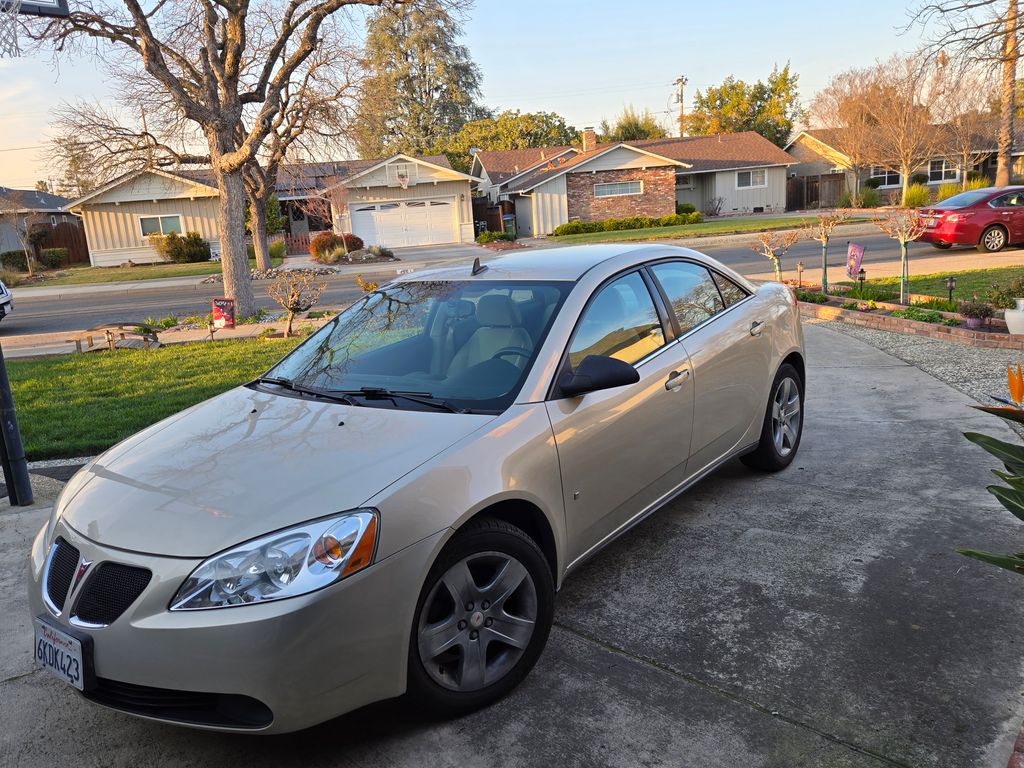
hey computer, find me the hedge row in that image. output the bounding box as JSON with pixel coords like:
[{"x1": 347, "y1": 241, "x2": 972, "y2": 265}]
[
  {"x1": 0, "y1": 248, "x2": 69, "y2": 271},
  {"x1": 552, "y1": 211, "x2": 703, "y2": 237}
]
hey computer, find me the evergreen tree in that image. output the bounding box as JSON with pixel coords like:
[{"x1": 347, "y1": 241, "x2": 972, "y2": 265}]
[
  {"x1": 353, "y1": 1, "x2": 488, "y2": 158},
  {"x1": 687, "y1": 64, "x2": 803, "y2": 146},
  {"x1": 598, "y1": 106, "x2": 667, "y2": 142}
]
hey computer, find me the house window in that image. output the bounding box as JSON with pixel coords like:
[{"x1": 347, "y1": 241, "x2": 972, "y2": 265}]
[
  {"x1": 736, "y1": 169, "x2": 767, "y2": 189},
  {"x1": 928, "y1": 159, "x2": 958, "y2": 182},
  {"x1": 676, "y1": 173, "x2": 694, "y2": 189},
  {"x1": 870, "y1": 167, "x2": 901, "y2": 187},
  {"x1": 594, "y1": 181, "x2": 643, "y2": 198},
  {"x1": 139, "y1": 215, "x2": 183, "y2": 237}
]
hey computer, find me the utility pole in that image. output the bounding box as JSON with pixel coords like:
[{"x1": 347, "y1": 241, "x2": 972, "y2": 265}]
[{"x1": 674, "y1": 75, "x2": 689, "y2": 137}]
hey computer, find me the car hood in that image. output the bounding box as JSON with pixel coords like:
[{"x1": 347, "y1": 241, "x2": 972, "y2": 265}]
[{"x1": 58, "y1": 386, "x2": 495, "y2": 557}]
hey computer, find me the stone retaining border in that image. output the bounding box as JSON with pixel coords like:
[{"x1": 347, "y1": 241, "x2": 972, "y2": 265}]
[{"x1": 799, "y1": 302, "x2": 1024, "y2": 350}]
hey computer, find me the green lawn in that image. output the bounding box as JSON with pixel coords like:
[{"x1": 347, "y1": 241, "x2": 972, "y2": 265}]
[
  {"x1": 838, "y1": 264, "x2": 1024, "y2": 299},
  {"x1": 26, "y1": 257, "x2": 284, "y2": 287},
  {"x1": 9, "y1": 338, "x2": 302, "y2": 459},
  {"x1": 548, "y1": 216, "x2": 868, "y2": 245}
]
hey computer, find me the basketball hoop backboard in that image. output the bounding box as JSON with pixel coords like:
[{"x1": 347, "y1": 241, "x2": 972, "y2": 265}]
[{"x1": 1, "y1": 0, "x2": 68, "y2": 58}]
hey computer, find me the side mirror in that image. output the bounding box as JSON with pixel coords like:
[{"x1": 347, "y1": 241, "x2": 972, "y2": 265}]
[{"x1": 559, "y1": 355, "x2": 639, "y2": 398}]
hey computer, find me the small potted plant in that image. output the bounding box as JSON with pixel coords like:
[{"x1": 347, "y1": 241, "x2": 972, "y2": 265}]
[{"x1": 959, "y1": 296, "x2": 995, "y2": 329}]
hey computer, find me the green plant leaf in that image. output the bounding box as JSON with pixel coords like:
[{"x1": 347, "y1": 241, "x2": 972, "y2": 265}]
[
  {"x1": 992, "y1": 469, "x2": 1024, "y2": 492},
  {"x1": 957, "y1": 548, "x2": 1024, "y2": 575},
  {"x1": 964, "y1": 432, "x2": 1024, "y2": 474},
  {"x1": 987, "y1": 485, "x2": 1024, "y2": 522},
  {"x1": 973, "y1": 405, "x2": 1024, "y2": 425}
]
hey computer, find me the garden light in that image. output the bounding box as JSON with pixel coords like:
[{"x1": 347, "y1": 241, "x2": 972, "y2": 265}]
[
  {"x1": 946, "y1": 275, "x2": 957, "y2": 304},
  {"x1": 858, "y1": 268, "x2": 866, "y2": 293}
]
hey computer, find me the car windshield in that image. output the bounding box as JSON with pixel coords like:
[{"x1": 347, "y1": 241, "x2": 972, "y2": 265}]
[
  {"x1": 938, "y1": 190, "x2": 992, "y2": 208},
  {"x1": 262, "y1": 279, "x2": 571, "y2": 413}
]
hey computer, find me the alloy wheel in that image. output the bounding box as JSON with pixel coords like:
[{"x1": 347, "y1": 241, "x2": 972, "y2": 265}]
[
  {"x1": 771, "y1": 376, "x2": 801, "y2": 457},
  {"x1": 984, "y1": 228, "x2": 1006, "y2": 251},
  {"x1": 417, "y1": 551, "x2": 538, "y2": 692}
]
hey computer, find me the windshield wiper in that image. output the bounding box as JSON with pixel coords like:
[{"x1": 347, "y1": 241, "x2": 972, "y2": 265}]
[
  {"x1": 255, "y1": 376, "x2": 360, "y2": 407},
  {"x1": 353, "y1": 387, "x2": 468, "y2": 414}
]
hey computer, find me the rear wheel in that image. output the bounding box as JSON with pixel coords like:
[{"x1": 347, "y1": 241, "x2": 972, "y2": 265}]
[
  {"x1": 408, "y1": 517, "x2": 554, "y2": 716},
  {"x1": 978, "y1": 225, "x2": 1008, "y2": 253},
  {"x1": 741, "y1": 363, "x2": 804, "y2": 472},
  {"x1": 931, "y1": 242, "x2": 953, "y2": 250}
]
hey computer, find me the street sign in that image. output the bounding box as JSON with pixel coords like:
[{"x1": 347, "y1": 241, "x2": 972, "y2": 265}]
[
  {"x1": 847, "y1": 243, "x2": 865, "y2": 279},
  {"x1": 212, "y1": 298, "x2": 236, "y2": 329}
]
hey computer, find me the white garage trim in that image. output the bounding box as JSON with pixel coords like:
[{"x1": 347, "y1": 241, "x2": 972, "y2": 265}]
[{"x1": 350, "y1": 195, "x2": 458, "y2": 248}]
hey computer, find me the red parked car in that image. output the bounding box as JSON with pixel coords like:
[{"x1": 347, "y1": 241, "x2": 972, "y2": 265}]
[{"x1": 918, "y1": 186, "x2": 1024, "y2": 253}]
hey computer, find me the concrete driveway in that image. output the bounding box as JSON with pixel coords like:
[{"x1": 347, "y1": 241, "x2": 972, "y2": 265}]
[{"x1": 3, "y1": 324, "x2": 1024, "y2": 767}]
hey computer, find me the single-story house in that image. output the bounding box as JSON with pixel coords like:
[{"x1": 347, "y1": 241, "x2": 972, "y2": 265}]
[
  {"x1": 783, "y1": 125, "x2": 1022, "y2": 196},
  {"x1": 0, "y1": 187, "x2": 74, "y2": 252},
  {"x1": 470, "y1": 130, "x2": 796, "y2": 237},
  {"x1": 67, "y1": 153, "x2": 479, "y2": 266}
]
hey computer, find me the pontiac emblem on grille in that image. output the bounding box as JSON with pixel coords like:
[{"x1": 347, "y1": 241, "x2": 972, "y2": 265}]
[{"x1": 71, "y1": 557, "x2": 93, "y2": 593}]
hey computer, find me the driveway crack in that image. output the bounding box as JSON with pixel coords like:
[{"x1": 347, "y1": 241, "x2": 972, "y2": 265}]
[{"x1": 552, "y1": 620, "x2": 914, "y2": 768}]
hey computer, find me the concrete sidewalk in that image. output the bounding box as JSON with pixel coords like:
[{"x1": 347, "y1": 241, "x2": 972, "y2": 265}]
[{"x1": 2, "y1": 323, "x2": 1023, "y2": 766}]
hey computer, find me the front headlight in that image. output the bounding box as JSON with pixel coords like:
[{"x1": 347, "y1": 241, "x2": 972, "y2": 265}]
[{"x1": 170, "y1": 510, "x2": 379, "y2": 611}]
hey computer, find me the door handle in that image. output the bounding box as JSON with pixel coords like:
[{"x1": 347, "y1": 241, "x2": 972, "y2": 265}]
[
  {"x1": 749, "y1": 320, "x2": 766, "y2": 337},
  {"x1": 665, "y1": 369, "x2": 690, "y2": 391}
]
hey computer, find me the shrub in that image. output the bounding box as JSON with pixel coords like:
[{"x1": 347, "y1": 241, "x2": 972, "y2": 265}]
[
  {"x1": 309, "y1": 232, "x2": 363, "y2": 261},
  {"x1": 685, "y1": 211, "x2": 703, "y2": 224},
  {"x1": 837, "y1": 191, "x2": 852, "y2": 208},
  {"x1": 987, "y1": 277, "x2": 1024, "y2": 309},
  {"x1": 936, "y1": 182, "x2": 961, "y2": 203},
  {"x1": 37, "y1": 248, "x2": 67, "y2": 269},
  {"x1": 911, "y1": 172, "x2": 929, "y2": 186},
  {"x1": 367, "y1": 245, "x2": 394, "y2": 259},
  {"x1": 795, "y1": 289, "x2": 827, "y2": 304},
  {"x1": 863, "y1": 177, "x2": 882, "y2": 189},
  {"x1": 860, "y1": 188, "x2": 881, "y2": 208},
  {"x1": 477, "y1": 230, "x2": 516, "y2": 241},
  {"x1": 890, "y1": 306, "x2": 946, "y2": 323},
  {"x1": 964, "y1": 177, "x2": 990, "y2": 192},
  {"x1": 959, "y1": 298, "x2": 995, "y2": 319},
  {"x1": 967, "y1": 170, "x2": 989, "y2": 183},
  {"x1": 676, "y1": 202, "x2": 696, "y2": 214},
  {"x1": 704, "y1": 196, "x2": 725, "y2": 216},
  {"x1": 0, "y1": 269, "x2": 23, "y2": 287},
  {"x1": 247, "y1": 239, "x2": 287, "y2": 262},
  {"x1": 0, "y1": 250, "x2": 27, "y2": 271},
  {"x1": 913, "y1": 297, "x2": 958, "y2": 312},
  {"x1": 150, "y1": 232, "x2": 211, "y2": 263},
  {"x1": 552, "y1": 221, "x2": 584, "y2": 236},
  {"x1": 903, "y1": 183, "x2": 932, "y2": 208},
  {"x1": 658, "y1": 214, "x2": 684, "y2": 227}
]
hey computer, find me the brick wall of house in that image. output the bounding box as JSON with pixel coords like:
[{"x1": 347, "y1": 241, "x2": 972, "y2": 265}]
[{"x1": 565, "y1": 167, "x2": 676, "y2": 222}]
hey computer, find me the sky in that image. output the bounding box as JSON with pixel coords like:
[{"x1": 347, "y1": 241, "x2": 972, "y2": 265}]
[{"x1": 0, "y1": 0, "x2": 925, "y2": 190}]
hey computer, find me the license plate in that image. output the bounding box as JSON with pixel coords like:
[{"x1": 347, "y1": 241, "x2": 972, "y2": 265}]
[{"x1": 33, "y1": 618, "x2": 89, "y2": 691}]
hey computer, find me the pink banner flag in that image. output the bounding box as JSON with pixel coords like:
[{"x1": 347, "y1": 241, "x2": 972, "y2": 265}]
[{"x1": 847, "y1": 242, "x2": 865, "y2": 279}]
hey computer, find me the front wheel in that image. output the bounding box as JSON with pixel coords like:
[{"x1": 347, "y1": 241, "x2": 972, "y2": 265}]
[
  {"x1": 978, "y1": 225, "x2": 1008, "y2": 253},
  {"x1": 407, "y1": 517, "x2": 554, "y2": 716},
  {"x1": 741, "y1": 363, "x2": 804, "y2": 472}
]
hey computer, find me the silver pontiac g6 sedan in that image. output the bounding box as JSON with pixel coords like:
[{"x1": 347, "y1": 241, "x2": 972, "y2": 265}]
[{"x1": 28, "y1": 244, "x2": 805, "y2": 733}]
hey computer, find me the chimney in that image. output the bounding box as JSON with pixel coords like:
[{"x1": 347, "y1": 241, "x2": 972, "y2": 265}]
[{"x1": 582, "y1": 127, "x2": 597, "y2": 153}]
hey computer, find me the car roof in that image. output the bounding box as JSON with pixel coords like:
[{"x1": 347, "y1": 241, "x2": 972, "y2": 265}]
[{"x1": 402, "y1": 243, "x2": 704, "y2": 282}]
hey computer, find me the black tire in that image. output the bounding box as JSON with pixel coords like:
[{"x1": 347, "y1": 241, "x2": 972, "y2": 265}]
[
  {"x1": 931, "y1": 242, "x2": 953, "y2": 250},
  {"x1": 741, "y1": 363, "x2": 804, "y2": 472},
  {"x1": 978, "y1": 225, "x2": 1008, "y2": 253},
  {"x1": 407, "y1": 517, "x2": 554, "y2": 717}
]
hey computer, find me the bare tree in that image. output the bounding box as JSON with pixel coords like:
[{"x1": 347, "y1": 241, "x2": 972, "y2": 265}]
[
  {"x1": 0, "y1": 195, "x2": 43, "y2": 277},
  {"x1": 874, "y1": 209, "x2": 928, "y2": 304},
  {"x1": 751, "y1": 229, "x2": 801, "y2": 282},
  {"x1": 31, "y1": 0, "x2": 404, "y2": 317},
  {"x1": 804, "y1": 210, "x2": 851, "y2": 295},
  {"x1": 910, "y1": 0, "x2": 1019, "y2": 185},
  {"x1": 268, "y1": 270, "x2": 327, "y2": 336},
  {"x1": 810, "y1": 69, "x2": 878, "y2": 203},
  {"x1": 933, "y1": 61, "x2": 997, "y2": 188}
]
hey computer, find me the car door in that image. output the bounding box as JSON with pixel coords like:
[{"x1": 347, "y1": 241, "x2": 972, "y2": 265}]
[
  {"x1": 647, "y1": 261, "x2": 771, "y2": 473},
  {"x1": 546, "y1": 270, "x2": 694, "y2": 567},
  {"x1": 990, "y1": 193, "x2": 1024, "y2": 243}
]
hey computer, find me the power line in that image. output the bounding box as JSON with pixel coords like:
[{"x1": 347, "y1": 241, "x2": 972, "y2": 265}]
[{"x1": 0, "y1": 145, "x2": 47, "y2": 152}]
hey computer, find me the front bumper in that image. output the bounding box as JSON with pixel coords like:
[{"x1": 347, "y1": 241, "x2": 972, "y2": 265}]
[{"x1": 27, "y1": 519, "x2": 447, "y2": 734}]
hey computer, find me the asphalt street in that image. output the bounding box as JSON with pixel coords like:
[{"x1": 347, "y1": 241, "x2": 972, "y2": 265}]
[{"x1": 0, "y1": 232, "x2": 1005, "y2": 337}]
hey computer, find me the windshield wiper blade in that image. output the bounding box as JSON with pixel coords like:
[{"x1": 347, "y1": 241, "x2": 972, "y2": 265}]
[
  {"x1": 355, "y1": 387, "x2": 468, "y2": 414},
  {"x1": 255, "y1": 376, "x2": 360, "y2": 406}
]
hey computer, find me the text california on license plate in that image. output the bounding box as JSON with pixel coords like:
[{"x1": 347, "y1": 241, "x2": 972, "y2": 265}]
[{"x1": 33, "y1": 617, "x2": 90, "y2": 691}]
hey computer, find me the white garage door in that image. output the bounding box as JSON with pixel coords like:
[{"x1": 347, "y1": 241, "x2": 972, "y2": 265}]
[{"x1": 350, "y1": 198, "x2": 457, "y2": 248}]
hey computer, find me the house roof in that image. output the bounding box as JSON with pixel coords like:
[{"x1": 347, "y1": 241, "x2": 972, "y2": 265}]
[
  {"x1": 499, "y1": 132, "x2": 794, "y2": 193},
  {"x1": 68, "y1": 154, "x2": 463, "y2": 208},
  {"x1": 473, "y1": 146, "x2": 575, "y2": 184},
  {"x1": 0, "y1": 187, "x2": 71, "y2": 212},
  {"x1": 506, "y1": 142, "x2": 693, "y2": 193}
]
